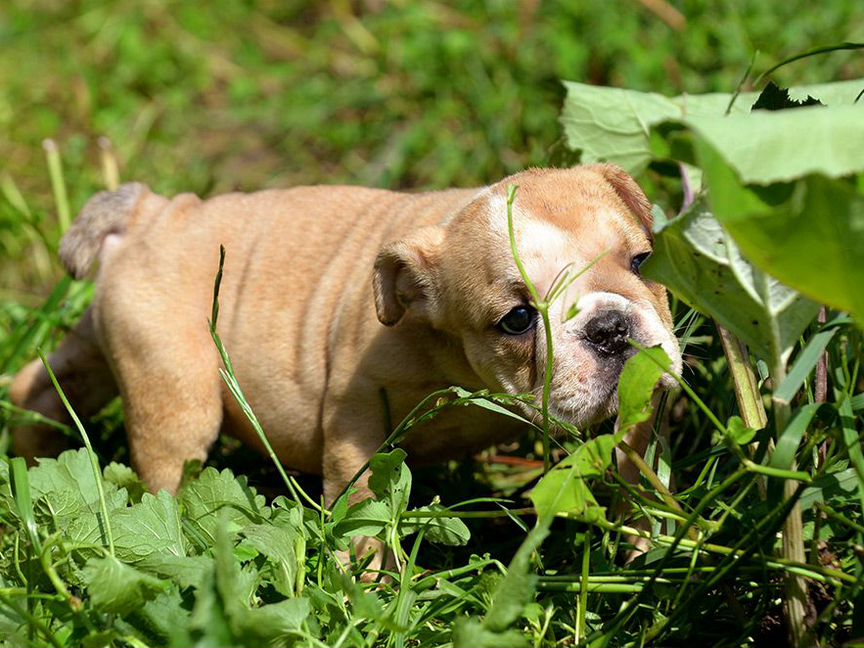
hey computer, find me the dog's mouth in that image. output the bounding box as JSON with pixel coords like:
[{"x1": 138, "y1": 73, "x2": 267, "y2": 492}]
[{"x1": 541, "y1": 337, "x2": 680, "y2": 430}]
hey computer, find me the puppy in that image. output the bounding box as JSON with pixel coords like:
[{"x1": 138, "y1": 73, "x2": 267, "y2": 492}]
[{"x1": 11, "y1": 165, "x2": 680, "y2": 530}]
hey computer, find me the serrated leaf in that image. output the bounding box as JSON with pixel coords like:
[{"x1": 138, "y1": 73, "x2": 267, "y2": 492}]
[
  {"x1": 232, "y1": 598, "x2": 312, "y2": 645},
  {"x1": 113, "y1": 490, "x2": 186, "y2": 565},
  {"x1": 240, "y1": 523, "x2": 304, "y2": 597},
  {"x1": 644, "y1": 200, "x2": 820, "y2": 364},
  {"x1": 138, "y1": 554, "x2": 213, "y2": 590},
  {"x1": 129, "y1": 588, "x2": 189, "y2": 646},
  {"x1": 82, "y1": 555, "x2": 168, "y2": 615},
  {"x1": 179, "y1": 467, "x2": 267, "y2": 543},
  {"x1": 182, "y1": 556, "x2": 234, "y2": 648},
  {"x1": 103, "y1": 462, "x2": 147, "y2": 503},
  {"x1": 368, "y1": 449, "x2": 411, "y2": 517},
  {"x1": 751, "y1": 81, "x2": 824, "y2": 111},
  {"x1": 28, "y1": 449, "x2": 128, "y2": 548}
]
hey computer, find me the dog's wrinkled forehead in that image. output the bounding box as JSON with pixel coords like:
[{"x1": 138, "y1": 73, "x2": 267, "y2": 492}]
[
  {"x1": 446, "y1": 168, "x2": 651, "y2": 282},
  {"x1": 492, "y1": 167, "x2": 651, "y2": 243}
]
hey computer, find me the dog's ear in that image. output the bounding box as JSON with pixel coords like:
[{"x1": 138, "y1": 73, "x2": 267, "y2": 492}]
[
  {"x1": 373, "y1": 226, "x2": 445, "y2": 326},
  {"x1": 591, "y1": 164, "x2": 654, "y2": 239}
]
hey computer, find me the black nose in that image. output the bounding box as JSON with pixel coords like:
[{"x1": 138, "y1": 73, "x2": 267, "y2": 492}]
[{"x1": 584, "y1": 310, "x2": 631, "y2": 356}]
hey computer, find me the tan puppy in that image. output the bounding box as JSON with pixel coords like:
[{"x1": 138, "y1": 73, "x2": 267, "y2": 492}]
[{"x1": 11, "y1": 165, "x2": 681, "y2": 516}]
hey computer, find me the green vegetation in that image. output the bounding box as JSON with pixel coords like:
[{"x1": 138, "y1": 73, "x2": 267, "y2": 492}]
[{"x1": 2, "y1": 2, "x2": 864, "y2": 647}]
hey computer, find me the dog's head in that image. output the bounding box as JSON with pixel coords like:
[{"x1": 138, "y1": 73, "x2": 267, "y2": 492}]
[{"x1": 373, "y1": 165, "x2": 681, "y2": 428}]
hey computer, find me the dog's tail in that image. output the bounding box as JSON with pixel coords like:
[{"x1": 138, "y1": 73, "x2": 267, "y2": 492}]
[{"x1": 59, "y1": 182, "x2": 146, "y2": 279}]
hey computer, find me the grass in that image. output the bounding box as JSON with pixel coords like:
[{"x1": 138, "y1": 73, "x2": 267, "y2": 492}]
[{"x1": 1, "y1": 1, "x2": 864, "y2": 647}]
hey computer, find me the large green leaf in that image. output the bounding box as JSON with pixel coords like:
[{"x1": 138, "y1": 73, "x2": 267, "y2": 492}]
[
  {"x1": 694, "y1": 138, "x2": 864, "y2": 325},
  {"x1": 644, "y1": 199, "x2": 820, "y2": 364},
  {"x1": 560, "y1": 78, "x2": 864, "y2": 174},
  {"x1": 399, "y1": 503, "x2": 471, "y2": 546},
  {"x1": 687, "y1": 105, "x2": 864, "y2": 183}
]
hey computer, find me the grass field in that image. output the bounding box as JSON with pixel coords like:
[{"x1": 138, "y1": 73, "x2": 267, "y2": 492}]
[{"x1": 1, "y1": 2, "x2": 864, "y2": 647}]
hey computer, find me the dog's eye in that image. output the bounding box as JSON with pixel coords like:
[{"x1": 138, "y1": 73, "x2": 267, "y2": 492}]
[
  {"x1": 631, "y1": 252, "x2": 651, "y2": 275},
  {"x1": 497, "y1": 306, "x2": 537, "y2": 335}
]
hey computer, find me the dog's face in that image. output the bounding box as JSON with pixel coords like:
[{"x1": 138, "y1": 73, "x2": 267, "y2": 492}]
[{"x1": 373, "y1": 165, "x2": 681, "y2": 428}]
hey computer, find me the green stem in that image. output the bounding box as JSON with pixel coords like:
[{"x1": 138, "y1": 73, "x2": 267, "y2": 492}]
[
  {"x1": 716, "y1": 324, "x2": 767, "y2": 430},
  {"x1": 208, "y1": 246, "x2": 321, "y2": 512},
  {"x1": 774, "y1": 357, "x2": 809, "y2": 647},
  {"x1": 618, "y1": 440, "x2": 697, "y2": 538},
  {"x1": 37, "y1": 350, "x2": 114, "y2": 555},
  {"x1": 576, "y1": 528, "x2": 590, "y2": 643},
  {"x1": 506, "y1": 185, "x2": 554, "y2": 472}
]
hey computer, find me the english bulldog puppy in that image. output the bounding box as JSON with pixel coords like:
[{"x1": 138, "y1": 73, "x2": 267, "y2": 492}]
[{"x1": 11, "y1": 165, "x2": 680, "y2": 560}]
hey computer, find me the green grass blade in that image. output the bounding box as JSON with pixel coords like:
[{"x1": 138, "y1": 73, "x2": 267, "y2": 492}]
[
  {"x1": 775, "y1": 328, "x2": 837, "y2": 404},
  {"x1": 8, "y1": 457, "x2": 41, "y2": 553}
]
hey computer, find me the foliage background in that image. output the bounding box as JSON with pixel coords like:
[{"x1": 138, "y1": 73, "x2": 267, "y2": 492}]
[{"x1": 3, "y1": 0, "x2": 864, "y2": 298}]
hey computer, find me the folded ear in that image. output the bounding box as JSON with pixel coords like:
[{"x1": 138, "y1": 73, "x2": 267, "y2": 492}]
[
  {"x1": 589, "y1": 164, "x2": 654, "y2": 239},
  {"x1": 373, "y1": 226, "x2": 445, "y2": 326}
]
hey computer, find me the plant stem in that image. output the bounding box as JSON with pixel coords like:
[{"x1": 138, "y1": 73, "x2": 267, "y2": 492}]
[
  {"x1": 773, "y1": 358, "x2": 809, "y2": 647},
  {"x1": 37, "y1": 350, "x2": 115, "y2": 556},
  {"x1": 576, "y1": 528, "x2": 590, "y2": 643},
  {"x1": 716, "y1": 324, "x2": 767, "y2": 430},
  {"x1": 617, "y1": 440, "x2": 698, "y2": 541},
  {"x1": 506, "y1": 185, "x2": 553, "y2": 472}
]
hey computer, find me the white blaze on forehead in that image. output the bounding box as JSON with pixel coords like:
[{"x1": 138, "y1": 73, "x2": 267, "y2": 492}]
[{"x1": 484, "y1": 193, "x2": 573, "y2": 295}]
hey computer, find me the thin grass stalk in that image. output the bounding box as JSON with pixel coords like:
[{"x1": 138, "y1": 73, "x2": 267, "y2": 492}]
[
  {"x1": 208, "y1": 246, "x2": 319, "y2": 511},
  {"x1": 98, "y1": 137, "x2": 120, "y2": 191},
  {"x1": 506, "y1": 185, "x2": 554, "y2": 471},
  {"x1": 588, "y1": 467, "x2": 752, "y2": 643},
  {"x1": 0, "y1": 592, "x2": 62, "y2": 648},
  {"x1": 42, "y1": 139, "x2": 71, "y2": 234},
  {"x1": 752, "y1": 42, "x2": 864, "y2": 87},
  {"x1": 617, "y1": 440, "x2": 696, "y2": 540},
  {"x1": 37, "y1": 349, "x2": 114, "y2": 555},
  {"x1": 642, "y1": 480, "x2": 810, "y2": 644},
  {"x1": 576, "y1": 528, "x2": 590, "y2": 643}
]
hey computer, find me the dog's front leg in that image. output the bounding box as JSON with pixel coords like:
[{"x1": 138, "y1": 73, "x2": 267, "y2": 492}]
[{"x1": 322, "y1": 402, "x2": 394, "y2": 579}]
